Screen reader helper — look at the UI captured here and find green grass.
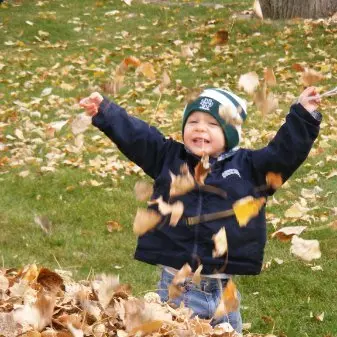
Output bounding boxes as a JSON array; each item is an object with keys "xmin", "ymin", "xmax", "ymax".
[{"xmin": 1, "ymin": 0, "xmax": 337, "ymax": 336}]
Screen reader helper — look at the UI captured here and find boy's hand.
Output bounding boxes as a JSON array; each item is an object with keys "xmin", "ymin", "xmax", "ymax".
[
  {"xmin": 80, "ymin": 92, "xmax": 103, "ymax": 116},
  {"xmin": 298, "ymin": 87, "xmax": 321, "ymax": 113}
]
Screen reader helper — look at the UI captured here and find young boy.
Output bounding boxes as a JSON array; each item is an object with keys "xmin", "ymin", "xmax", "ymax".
[{"xmin": 80, "ymin": 87, "xmax": 321, "ymax": 333}]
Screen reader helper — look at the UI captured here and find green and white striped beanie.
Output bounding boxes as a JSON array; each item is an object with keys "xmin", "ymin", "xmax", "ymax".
[{"xmin": 182, "ymin": 88, "xmax": 247, "ymax": 151}]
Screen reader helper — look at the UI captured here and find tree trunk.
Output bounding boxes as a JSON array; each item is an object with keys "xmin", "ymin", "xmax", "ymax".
[{"xmin": 258, "ymin": 0, "xmax": 337, "ymax": 19}]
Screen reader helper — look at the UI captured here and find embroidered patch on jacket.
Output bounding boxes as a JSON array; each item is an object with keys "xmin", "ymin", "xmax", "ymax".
[
  {"xmin": 199, "ymin": 98, "xmax": 214, "ymax": 111},
  {"xmin": 222, "ymin": 169, "xmax": 241, "ymax": 179}
]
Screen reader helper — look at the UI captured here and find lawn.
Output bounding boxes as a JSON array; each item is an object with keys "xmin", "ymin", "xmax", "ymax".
[{"xmin": 0, "ymin": 0, "xmax": 336, "ymax": 336}]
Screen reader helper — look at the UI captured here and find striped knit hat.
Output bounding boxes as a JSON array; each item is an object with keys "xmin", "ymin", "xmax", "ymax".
[{"xmin": 182, "ymin": 88, "xmax": 247, "ymax": 151}]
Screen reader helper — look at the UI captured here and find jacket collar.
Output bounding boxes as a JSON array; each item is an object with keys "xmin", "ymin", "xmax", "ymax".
[{"xmin": 184, "ymin": 146, "xmax": 239, "ymax": 164}]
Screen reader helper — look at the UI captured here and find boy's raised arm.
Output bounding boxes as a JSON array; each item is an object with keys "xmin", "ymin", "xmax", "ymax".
[
  {"xmin": 80, "ymin": 92, "xmax": 170, "ymax": 179},
  {"xmin": 251, "ymin": 87, "xmax": 322, "ymax": 185}
]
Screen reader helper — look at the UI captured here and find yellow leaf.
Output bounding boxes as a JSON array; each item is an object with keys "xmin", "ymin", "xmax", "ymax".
[
  {"xmin": 223, "ymin": 279, "xmax": 239, "ymax": 313},
  {"xmin": 284, "ymin": 202, "xmax": 309, "ymax": 218},
  {"xmin": 21, "ymin": 264, "xmax": 39, "ymax": 283},
  {"xmin": 214, "ymin": 279, "xmax": 239, "ymax": 318},
  {"xmin": 129, "ymin": 320, "xmax": 163, "ymax": 335},
  {"xmin": 136, "ymin": 62, "xmax": 156, "ymax": 80},
  {"xmin": 233, "ymin": 196, "xmax": 265, "ymax": 227}
]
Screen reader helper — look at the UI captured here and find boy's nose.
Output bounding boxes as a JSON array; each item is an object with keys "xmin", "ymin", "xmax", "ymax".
[{"xmin": 195, "ymin": 122, "xmax": 207, "ymax": 131}]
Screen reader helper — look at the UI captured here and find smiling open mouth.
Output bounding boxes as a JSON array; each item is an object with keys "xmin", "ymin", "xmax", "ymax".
[{"xmin": 193, "ymin": 138, "xmax": 210, "ymax": 144}]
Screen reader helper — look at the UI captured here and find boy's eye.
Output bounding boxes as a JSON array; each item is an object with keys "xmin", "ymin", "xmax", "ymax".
[{"xmin": 210, "ymin": 122, "xmax": 218, "ymax": 126}]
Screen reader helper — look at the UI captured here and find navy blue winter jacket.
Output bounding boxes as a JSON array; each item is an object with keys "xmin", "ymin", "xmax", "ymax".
[{"xmin": 92, "ymin": 98, "xmax": 321, "ymax": 275}]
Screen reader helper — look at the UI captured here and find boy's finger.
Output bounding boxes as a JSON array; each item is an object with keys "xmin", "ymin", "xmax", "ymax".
[{"xmin": 79, "ymin": 97, "xmax": 90, "ymax": 106}]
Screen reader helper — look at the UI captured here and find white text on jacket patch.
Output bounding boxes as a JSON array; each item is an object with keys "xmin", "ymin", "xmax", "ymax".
[{"xmin": 222, "ymin": 169, "xmax": 241, "ymax": 179}]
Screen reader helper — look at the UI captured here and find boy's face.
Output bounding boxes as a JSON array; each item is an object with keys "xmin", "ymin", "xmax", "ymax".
[{"xmin": 183, "ymin": 111, "xmax": 226, "ymax": 157}]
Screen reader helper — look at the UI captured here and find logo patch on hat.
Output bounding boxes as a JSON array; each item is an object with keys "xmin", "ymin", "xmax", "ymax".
[{"xmin": 199, "ymin": 98, "xmax": 214, "ymax": 111}]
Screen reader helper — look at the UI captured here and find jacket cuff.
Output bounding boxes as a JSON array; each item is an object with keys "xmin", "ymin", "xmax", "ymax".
[
  {"xmin": 293, "ymin": 103, "xmax": 322, "ymax": 126},
  {"xmin": 92, "ymin": 96, "xmax": 111, "ymax": 126}
]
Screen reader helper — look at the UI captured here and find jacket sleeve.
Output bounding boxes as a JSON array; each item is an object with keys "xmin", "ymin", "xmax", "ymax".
[
  {"xmin": 251, "ymin": 103, "xmax": 321, "ymax": 185},
  {"xmin": 92, "ymin": 97, "xmax": 170, "ymax": 179}
]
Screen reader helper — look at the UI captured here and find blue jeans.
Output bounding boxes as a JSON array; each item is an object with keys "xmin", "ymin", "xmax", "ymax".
[{"xmin": 157, "ymin": 268, "xmax": 242, "ymax": 333}]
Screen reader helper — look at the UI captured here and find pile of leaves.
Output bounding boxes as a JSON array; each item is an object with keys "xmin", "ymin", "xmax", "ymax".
[{"xmin": 0, "ymin": 264, "xmax": 247, "ymax": 337}]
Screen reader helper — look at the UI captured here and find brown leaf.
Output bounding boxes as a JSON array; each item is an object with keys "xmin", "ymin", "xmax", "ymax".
[
  {"xmin": 266, "ymin": 172, "xmax": 283, "ymax": 189},
  {"xmin": 151, "ymin": 197, "xmax": 184, "ymax": 226},
  {"xmin": 172, "ymin": 263, "xmax": 192, "ymax": 285},
  {"xmin": 123, "ymin": 56, "xmax": 141, "ymax": 68},
  {"xmin": 41, "ymin": 331, "xmax": 73, "ymax": 337},
  {"xmin": 153, "ymin": 71, "xmax": 171, "ymax": 94},
  {"xmin": 218, "ymin": 103, "xmax": 243, "ymax": 127},
  {"xmin": 210, "ymin": 30, "xmax": 229, "ymax": 46},
  {"xmin": 168, "ymin": 283, "xmax": 183, "ymax": 300},
  {"xmin": 123, "ymin": 298, "xmax": 146, "ymax": 332},
  {"xmin": 212, "ymin": 227, "xmax": 228, "ymax": 257},
  {"xmin": 133, "ymin": 208, "xmax": 161, "ymax": 236},
  {"xmin": 181, "ymin": 45, "xmax": 194, "ymax": 58},
  {"xmin": 194, "ymin": 154, "xmax": 211, "ymax": 186},
  {"xmin": 254, "ymin": 82, "xmax": 278, "ymax": 115},
  {"xmin": 13, "ymin": 290, "xmax": 56, "ymax": 331},
  {"xmin": 169, "ymin": 201, "xmax": 184, "ymax": 227},
  {"xmin": 71, "ymin": 114, "xmax": 92, "ymax": 135},
  {"xmin": 169, "ymin": 164, "xmax": 195, "ymax": 197},
  {"xmin": 271, "ymin": 226, "xmax": 307, "ymax": 242},
  {"xmin": 292, "ymin": 63, "xmax": 306, "ymax": 72},
  {"xmin": 37, "ymin": 268, "xmax": 64, "ymax": 294},
  {"xmin": 134, "ymin": 181, "xmax": 153, "ymax": 201},
  {"xmin": 191, "ymin": 265, "xmax": 203, "ymax": 286},
  {"xmin": 106, "ymin": 220, "xmax": 123, "ymax": 232},
  {"xmin": 328, "ymin": 220, "xmax": 337, "ymax": 230},
  {"xmin": 20, "ymin": 332, "xmax": 41, "ymax": 337},
  {"xmin": 184, "ymin": 88, "xmax": 203, "ymax": 104},
  {"xmin": 94, "ymin": 274, "xmax": 120, "ymax": 309},
  {"xmin": 264, "ymin": 68, "xmax": 277, "ymax": 87},
  {"xmin": 301, "ymin": 68, "xmax": 324, "ymax": 86},
  {"xmin": 290, "ymin": 235, "xmax": 321, "ymax": 262},
  {"xmin": 34, "ymin": 215, "xmax": 52, "ymax": 235},
  {"xmin": 238, "ymin": 72, "xmax": 259, "ymax": 95}
]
